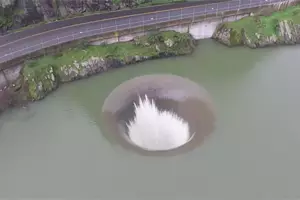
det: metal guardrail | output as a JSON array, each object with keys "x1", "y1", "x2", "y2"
[
  {"x1": 0, "y1": 0, "x2": 230, "y2": 42},
  {"x1": 0, "y1": 0, "x2": 284, "y2": 64}
]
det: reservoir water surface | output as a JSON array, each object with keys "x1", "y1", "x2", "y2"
[{"x1": 1, "y1": 40, "x2": 300, "y2": 199}]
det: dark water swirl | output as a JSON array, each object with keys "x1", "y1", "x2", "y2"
[{"x1": 102, "y1": 74, "x2": 216, "y2": 156}]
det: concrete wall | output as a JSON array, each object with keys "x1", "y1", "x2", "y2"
[
  {"x1": 161, "y1": 14, "x2": 249, "y2": 39},
  {"x1": 90, "y1": 13, "x2": 250, "y2": 46},
  {"x1": 0, "y1": 65, "x2": 22, "y2": 90}
]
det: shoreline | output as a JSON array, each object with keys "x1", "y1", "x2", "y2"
[
  {"x1": 213, "y1": 4, "x2": 300, "y2": 48},
  {"x1": 0, "y1": 30, "x2": 196, "y2": 113},
  {"x1": 2, "y1": 3, "x2": 300, "y2": 114}
]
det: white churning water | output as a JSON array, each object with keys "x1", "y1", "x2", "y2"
[
  {"x1": 126, "y1": 95, "x2": 192, "y2": 151},
  {"x1": 102, "y1": 74, "x2": 215, "y2": 155}
]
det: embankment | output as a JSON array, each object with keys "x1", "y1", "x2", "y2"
[
  {"x1": 213, "y1": 5, "x2": 300, "y2": 48},
  {"x1": 2, "y1": 3, "x2": 299, "y2": 113},
  {"x1": 0, "y1": 31, "x2": 196, "y2": 112}
]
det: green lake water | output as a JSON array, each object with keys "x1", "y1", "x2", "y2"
[{"x1": 1, "y1": 40, "x2": 300, "y2": 199}]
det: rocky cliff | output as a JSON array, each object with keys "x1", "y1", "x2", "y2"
[
  {"x1": 0, "y1": 0, "x2": 181, "y2": 34},
  {"x1": 213, "y1": 5, "x2": 300, "y2": 48},
  {"x1": 0, "y1": 0, "x2": 123, "y2": 34},
  {"x1": 0, "y1": 0, "x2": 16, "y2": 8}
]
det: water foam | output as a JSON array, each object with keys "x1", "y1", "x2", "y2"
[{"x1": 126, "y1": 95, "x2": 191, "y2": 151}]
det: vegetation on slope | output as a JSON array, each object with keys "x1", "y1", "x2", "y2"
[
  {"x1": 21, "y1": 31, "x2": 196, "y2": 100},
  {"x1": 213, "y1": 5, "x2": 300, "y2": 47}
]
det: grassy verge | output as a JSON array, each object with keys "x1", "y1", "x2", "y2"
[
  {"x1": 22, "y1": 31, "x2": 195, "y2": 100},
  {"x1": 225, "y1": 5, "x2": 300, "y2": 41},
  {"x1": 23, "y1": 42, "x2": 156, "y2": 75},
  {"x1": 24, "y1": 31, "x2": 192, "y2": 73}
]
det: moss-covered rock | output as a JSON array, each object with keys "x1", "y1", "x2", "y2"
[
  {"x1": 212, "y1": 24, "x2": 242, "y2": 46},
  {"x1": 57, "y1": 56, "x2": 120, "y2": 82},
  {"x1": 213, "y1": 6, "x2": 300, "y2": 48},
  {"x1": 22, "y1": 62, "x2": 58, "y2": 100},
  {"x1": 20, "y1": 31, "x2": 195, "y2": 100},
  {"x1": 56, "y1": 32, "x2": 196, "y2": 83},
  {"x1": 134, "y1": 31, "x2": 196, "y2": 55}
]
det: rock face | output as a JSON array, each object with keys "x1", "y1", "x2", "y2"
[
  {"x1": 19, "y1": 31, "x2": 195, "y2": 101},
  {"x1": 0, "y1": 0, "x2": 43, "y2": 34},
  {"x1": 0, "y1": 0, "x2": 157, "y2": 34},
  {"x1": 0, "y1": 0, "x2": 16, "y2": 8},
  {"x1": 58, "y1": 56, "x2": 123, "y2": 82},
  {"x1": 213, "y1": 6, "x2": 300, "y2": 48},
  {"x1": 31, "y1": 0, "x2": 113, "y2": 20}
]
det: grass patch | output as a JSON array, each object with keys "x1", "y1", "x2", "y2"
[
  {"x1": 138, "y1": 0, "x2": 185, "y2": 7},
  {"x1": 226, "y1": 5, "x2": 300, "y2": 39},
  {"x1": 24, "y1": 41, "x2": 157, "y2": 71},
  {"x1": 59, "y1": 42, "x2": 156, "y2": 64},
  {"x1": 23, "y1": 56, "x2": 57, "y2": 76},
  {"x1": 22, "y1": 31, "x2": 194, "y2": 99},
  {"x1": 24, "y1": 31, "x2": 193, "y2": 73}
]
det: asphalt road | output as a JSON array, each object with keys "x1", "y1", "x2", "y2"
[
  {"x1": 0, "y1": 0, "x2": 230, "y2": 42},
  {"x1": 0, "y1": 0, "x2": 283, "y2": 64}
]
